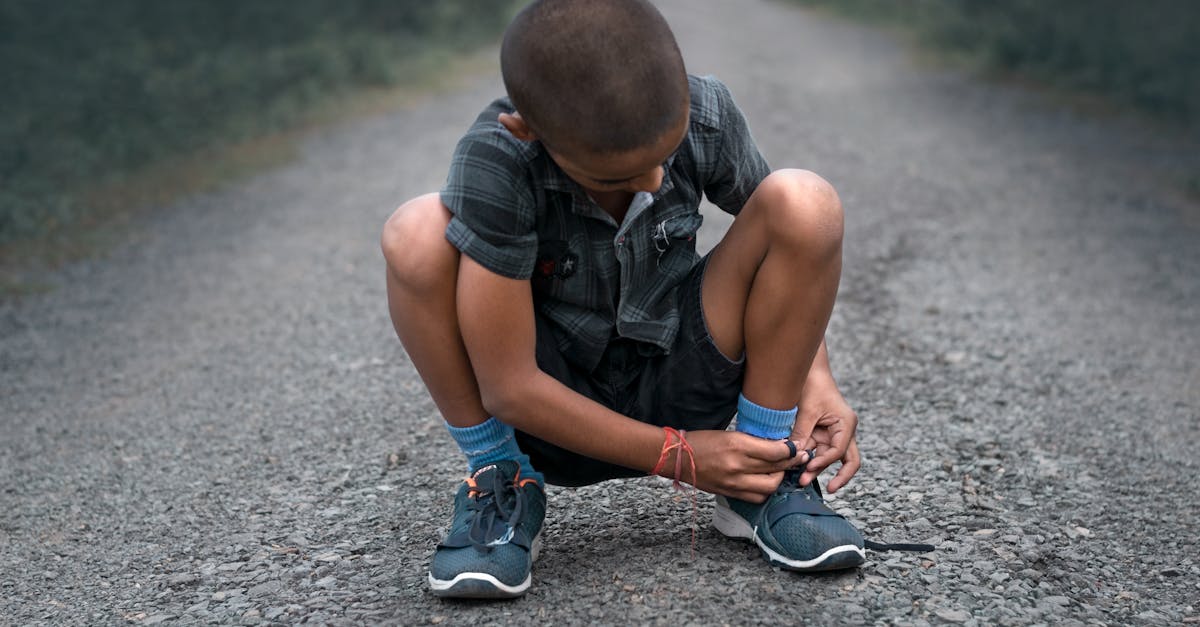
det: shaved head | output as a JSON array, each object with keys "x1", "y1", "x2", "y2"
[{"x1": 501, "y1": 0, "x2": 689, "y2": 154}]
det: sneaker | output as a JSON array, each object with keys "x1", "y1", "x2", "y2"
[
  {"x1": 428, "y1": 460, "x2": 546, "y2": 598},
  {"x1": 713, "y1": 468, "x2": 866, "y2": 571}
]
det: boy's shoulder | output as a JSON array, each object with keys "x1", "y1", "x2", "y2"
[
  {"x1": 455, "y1": 96, "x2": 542, "y2": 166},
  {"x1": 687, "y1": 74, "x2": 736, "y2": 132}
]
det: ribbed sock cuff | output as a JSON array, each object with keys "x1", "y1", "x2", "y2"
[
  {"x1": 446, "y1": 417, "x2": 543, "y2": 485},
  {"x1": 447, "y1": 416, "x2": 513, "y2": 459},
  {"x1": 735, "y1": 393, "x2": 796, "y2": 440}
]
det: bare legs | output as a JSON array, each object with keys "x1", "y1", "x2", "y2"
[
  {"x1": 381, "y1": 194, "x2": 489, "y2": 428},
  {"x1": 701, "y1": 169, "x2": 844, "y2": 409}
]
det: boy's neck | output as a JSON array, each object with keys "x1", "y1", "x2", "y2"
[{"x1": 587, "y1": 189, "x2": 636, "y2": 223}]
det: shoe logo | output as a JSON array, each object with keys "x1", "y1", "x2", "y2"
[{"x1": 487, "y1": 526, "x2": 515, "y2": 547}]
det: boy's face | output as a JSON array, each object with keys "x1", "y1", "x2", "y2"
[{"x1": 545, "y1": 117, "x2": 688, "y2": 197}]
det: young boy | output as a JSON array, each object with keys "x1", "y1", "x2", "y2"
[{"x1": 382, "y1": 0, "x2": 866, "y2": 598}]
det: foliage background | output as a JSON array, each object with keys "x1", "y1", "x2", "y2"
[
  {"x1": 5, "y1": 1, "x2": 1198, "y2": 247},
  {"x1": 791, "y1": 0, "x2": 1200, "y2": 125},
  {"x1": 0, "y1": 0, "x2": 517, "y2": 244}
]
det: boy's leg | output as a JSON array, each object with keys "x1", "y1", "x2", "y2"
[
  {"x1": 381, "y1": 194, "x2": 544, "y2": 598},
  {"x1": 382, "y1": 195, "x2": 538, "y2": 478},
  {"x1": 696, "y1": 169, "x2": 866, "y2": 571},
  {"x1": 701, "y1": 169, "x2": 842, "y2": 412},
  {"x1": 382, "y1": 194, "x2": 486, "y2": 431},
  {"x1": 384, "y1": 195, "x2": 638, "y2": 487}
]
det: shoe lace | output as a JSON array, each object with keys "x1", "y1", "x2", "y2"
[
  {"x1": 782, "y1": 466, "x2": 935, "y2": 554},
  {"x1": 777, "y1": 467, "x2": 815, "y2": 497},
  {"x1": 465, "y1": 471, "x2": 526, "y2": 553}
]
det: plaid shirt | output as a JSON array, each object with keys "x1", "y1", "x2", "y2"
[{"x1": 442, "y1": 75, "x2": 770, "y2": 373}]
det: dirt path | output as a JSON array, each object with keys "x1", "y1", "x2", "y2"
[{"x1": 3, "y1": 1, "x2": 1197, "y2": 623}]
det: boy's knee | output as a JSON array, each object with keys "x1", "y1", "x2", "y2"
[
  {"x1": 754, "y1": 169, "x2": 843, "y2": 259},
  {"x1": 381, "y1": 193, "x2": 459, "y2": 291}
]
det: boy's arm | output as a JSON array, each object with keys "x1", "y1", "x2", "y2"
[
  {"x1": 791, "y1": 340, "x2": 861, "y2": 492},
  {"x1": 457, "y1": 255, "x2": 800, "y2": 502}
]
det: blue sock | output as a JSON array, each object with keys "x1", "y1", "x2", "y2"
[
  {"x1": 446, "y1": 417, "x2": 543, "y2": 485},
  {"x1": 735, "y1": 393, "x2": 796, "y2": 440}
]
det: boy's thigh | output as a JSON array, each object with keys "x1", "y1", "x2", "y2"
[{"x1": 515, "y1": 256, "x2": 745, "y2": 487}]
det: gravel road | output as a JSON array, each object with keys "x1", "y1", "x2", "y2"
[{"x1": 3, "y1": 0, "x2": 1198, "y2": 624}]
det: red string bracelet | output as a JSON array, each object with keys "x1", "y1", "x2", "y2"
[{"x1": 650, "y1": 426, "x2": 699, "y2": 557}]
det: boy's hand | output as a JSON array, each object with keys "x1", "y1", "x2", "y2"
[
  {"x1": 791, "y1": 385, "x2": 860, "y2": 493},
  {"x1": 669, "y1": 430, "x2": 807, "y2": 503}
]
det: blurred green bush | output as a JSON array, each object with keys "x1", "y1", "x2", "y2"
[
  {"x1": 792, "y1": 0, "x2": 1200, "y2": 125},
  {"x1": 0, "y1": 0, "x2": 516, "y2": 242}
]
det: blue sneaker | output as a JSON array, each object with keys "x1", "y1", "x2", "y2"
[
  {"x1": 713, "y1": 468, "x2": 866, "y2": 571},
  {"x1": 428, "y1": 460, "x2": 545, "y2": 598}
]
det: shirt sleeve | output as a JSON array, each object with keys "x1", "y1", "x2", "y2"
[
  {"x1": 702, "y1": 79, "x2": 771, "y2": 215},
  {"x1": 441, "y1": 125, "x2": 539, "y2": 280}
]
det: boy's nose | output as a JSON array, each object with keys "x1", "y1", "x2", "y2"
[{"x1": 626, "y1": 166, "x2": 664, "y2": 194}]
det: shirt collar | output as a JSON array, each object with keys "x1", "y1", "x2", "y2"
[{"x1": 535, "y1": 144, "x2": 681, "y2": 201}]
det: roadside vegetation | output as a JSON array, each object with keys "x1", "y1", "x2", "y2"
[
  {"x1": 790, "y1": 1, "x2": 1199, "y2": 126},
  {"x1": 0, "y1": 1, "x2": 519, "y2": 275},
  {"x1": 788, "y1": 0, "x2": 1200, "y2": 199}
]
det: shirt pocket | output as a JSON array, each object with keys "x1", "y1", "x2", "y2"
[{"x1": 649, "y1": 212, "x2": 703, "y2": 273}]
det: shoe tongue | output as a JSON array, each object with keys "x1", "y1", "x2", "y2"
[
  {"x1": 778, "y1": 468, "x2": 824, "y2": 498},
  {"x1": 471, "y1": 463, "x2": 499, "y2": 483},
  {"x1": 470, "y1": 460, "x2": 518, "y2": 486},
  {"x1": 466, "y1": 461, "x2": 523, "y2": 540}
]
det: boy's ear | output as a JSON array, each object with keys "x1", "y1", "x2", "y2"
[{"x1": 498, "y1": 112, "x2": 537, "y2": 142}]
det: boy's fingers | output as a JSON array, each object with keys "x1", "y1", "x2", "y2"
[
  {"x1": 757, "y1": 438, "x2": 813, "y2": 470},
  {"x1": 825, "y1": 440, "x2": 861, "y2": 493},
  {"x1": 801, "y1": 435, "x2": 863, "y2": 489},
  {"x1": 750, "y1": 471, "x2": 785, "y2": 496},
  {"x1": 778, "y1": 439, "x2": 813, "y2": 465},
  {"x1": 799, "y1": 443, "x2": 843, "y2": 486},
  {"x1": 742, "y1": 435, "x2": 801, "y2": 462},
  {"x1": 798, "y1": 458, "x2": 821, "y2": 486},
  {"x1": 790, "y1": 420, "x2": 816, "y2": 447},
  {"x1": 816, "y1": 423, "x2": 852, "y2": 466},
  {"x1": 735, "y1": 435, "x2": 812, "y2": 473},
  {"x1": 809, "y1": 445, "x2": 842, "y2": 471}
]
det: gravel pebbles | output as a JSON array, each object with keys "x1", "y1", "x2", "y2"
[{"x1": 2, "y1": 0, "x2": 1198, "y2": 624}]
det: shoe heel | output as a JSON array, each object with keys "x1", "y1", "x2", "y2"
[{"x1": 712, "y1": 496, "x2": 755, "y2": 540}]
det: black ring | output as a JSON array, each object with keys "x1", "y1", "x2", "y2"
[
  {"x1": 784, "y1": 440, "x2": 798, "y2": 459},
  {"x1": 805, "y1": 448, "x2": 817, "y2": 461}
]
